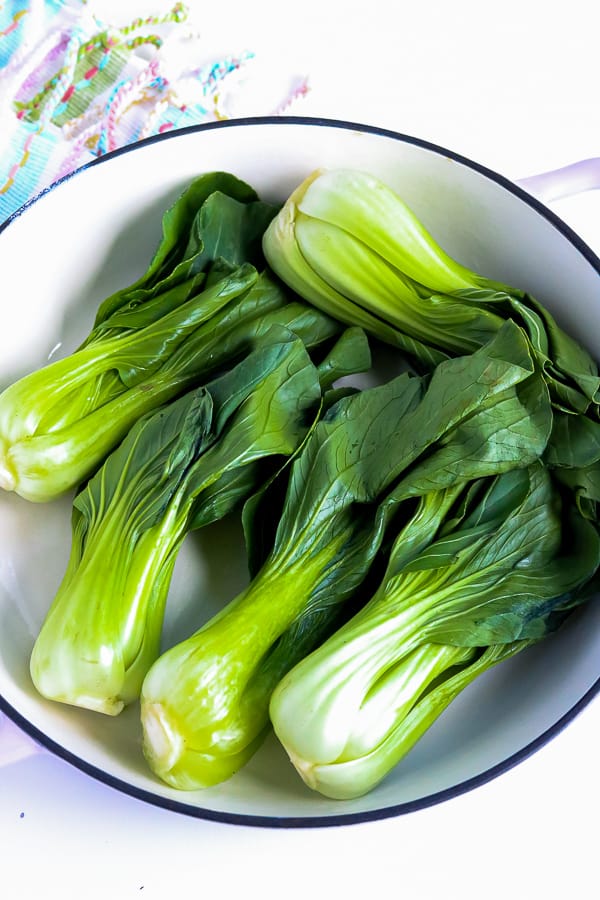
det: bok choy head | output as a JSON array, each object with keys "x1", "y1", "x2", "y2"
[
  {"x1": 269, "y1": 464, "x2": 600, "y2": 800},
  {"x1": 1, "y1": 172, "x2": 342, "y2": 502},
  {"x1": 263, "y1": 168, "x2": 600, "y2": 455}
]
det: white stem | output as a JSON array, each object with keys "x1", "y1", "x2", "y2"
[{"x1": 0, "y1": 444, "x2": 16, "y2": 492}]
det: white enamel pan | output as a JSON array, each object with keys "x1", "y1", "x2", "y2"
[{"x1": 0, "y1": 117, "x2": 599, "y2": 826}]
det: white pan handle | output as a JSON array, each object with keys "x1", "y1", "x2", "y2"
[
  {"x1": 0, "y1": 711, "x2": 41, "y2": 766},
  {"x1": 516, "y1": 157, "x2": 600, "y2": 202}
]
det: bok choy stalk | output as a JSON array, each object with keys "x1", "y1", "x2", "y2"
[
  {"x1": 0, "y1": 264, "x2": 252, "y2": 501},
  {"x1": 139, "y1": 320, "x2": 552, "y2": 790},
  {"x1": 262, "y1": 168, "x2": 600, "y2": 464},
  {"x1": 0, "y1": 172, "x2": 316, "y2": 503},
  {"x1": 269, "y1": 464, "x2": 600, "y2": 800},
  {"x1": 30, "y1": 324, "x2": 368, "y2": 715}
]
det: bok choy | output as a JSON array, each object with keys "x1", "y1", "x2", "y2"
[
  {"x1": 30, "y1": 324, "x2": 369, "y2": 715},
  {"x1": 269, "y1": 464, "x2": 600, "y2": 799},
  {"x1": 139, "y1": 321, "x2": 552, "y2": 790},
  {"x1": 0, "y1": 172, "x2": 344, "y2": 502},
  {"x1": 262, "y1": 168, "x2": 600, "y2": 466}
]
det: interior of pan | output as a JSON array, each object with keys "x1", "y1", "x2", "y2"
[{"x1": 1, "y1": 117, "x2": 599, "y2": 825}]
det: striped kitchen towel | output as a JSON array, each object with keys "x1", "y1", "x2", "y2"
[{"x1": 0, "y1": 0, "x2": 309, "y2": 222}]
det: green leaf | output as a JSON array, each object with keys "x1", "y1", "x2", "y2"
[
  {"x1": 93, "y1": 172, "x2": 268, "y2": 327},
  {"x1": 427, "y1": 500, "x2": 600, "y2": 646},
  {"x1": 545, "y1": 410, "x2": 600, "y2": 468}
]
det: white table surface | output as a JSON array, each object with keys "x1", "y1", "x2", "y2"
[{"x1": 1, "y1": 2, "x2": 598, "y2": 897}]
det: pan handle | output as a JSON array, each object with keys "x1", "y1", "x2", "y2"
[
  {"x1": 516, "y1": 157, "x2": 600, "y2": 202},
  {"x1": 0, "y1": 712, "x2": 41, "y2": 766}
]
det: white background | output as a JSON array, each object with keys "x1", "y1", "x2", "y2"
[{"x1": 1, "y1": 1, "x2": 599, "y2": 897}]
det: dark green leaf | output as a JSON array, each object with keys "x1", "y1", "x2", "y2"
[{"x1": 92, "y1": 172, "x2": 265, "y2": 327}]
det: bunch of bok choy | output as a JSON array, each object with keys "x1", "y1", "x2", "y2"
[
  {"x1": 30, "y1": 324, "x2": 370, "y2": 715},
  {"x1": 139, "y1": 320, "x2": 554, "y2": 789},
  {"x1": 13, "y1": 165, "x2": 600, "y2": 802}
]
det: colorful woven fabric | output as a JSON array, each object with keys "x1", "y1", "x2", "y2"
[{"x1": 0, "y1": 0, "x2": 309, "y2": 222}]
